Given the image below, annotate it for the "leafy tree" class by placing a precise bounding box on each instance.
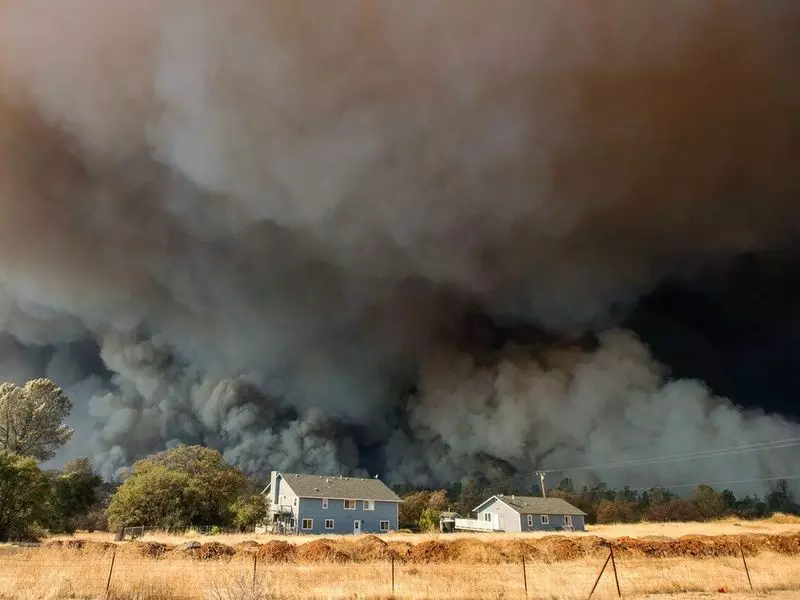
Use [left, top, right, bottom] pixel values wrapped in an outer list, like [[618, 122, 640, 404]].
[[646, 498, 702, 522], [47, 458, 103, 533], [458, 480, 482, 517], [692, 485, 727, 520], [596, 498, 638, 524], [766, 480, 797, 514], [0, 379, 73, 461], [0, 451, 52, 541], [106, 445, 249, 528], [418, 508, 439, 532], [230, 494, 267, 532], [428, 490, 449, 512], [399, 491, 431, 529]]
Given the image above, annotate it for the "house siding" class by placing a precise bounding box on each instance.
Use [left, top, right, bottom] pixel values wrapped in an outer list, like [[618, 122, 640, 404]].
[[475, 497, 522, 533], [520, 513, 586, 532], [298, 498, 399, 534]]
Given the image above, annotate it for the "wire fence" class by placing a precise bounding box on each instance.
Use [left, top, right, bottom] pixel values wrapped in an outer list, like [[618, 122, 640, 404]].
[[118, 525, 249, 540], [0, 541, 789, 599]]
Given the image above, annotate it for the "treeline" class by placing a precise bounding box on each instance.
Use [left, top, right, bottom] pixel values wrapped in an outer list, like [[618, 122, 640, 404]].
[[396, 478, 800, 531], [2, 377, 799, 539]]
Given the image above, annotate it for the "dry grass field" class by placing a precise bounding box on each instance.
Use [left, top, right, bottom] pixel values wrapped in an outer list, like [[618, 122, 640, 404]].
[[1, 517, 799, 600]]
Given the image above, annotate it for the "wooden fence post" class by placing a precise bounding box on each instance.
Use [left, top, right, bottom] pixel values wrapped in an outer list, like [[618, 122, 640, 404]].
[[587, 550, 612, 600], [522, 554, 528, 599], [105, 547, 117, 597], [609, 546, 621, 597], [740, 543, 753, 591], [252, 553, 258, 586]]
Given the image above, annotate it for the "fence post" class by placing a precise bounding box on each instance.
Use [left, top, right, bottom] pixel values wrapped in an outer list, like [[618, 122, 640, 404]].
[[522, 554, 528, 599], [609, 546, 621, 597], [252, 552, 258, 586], [391, 553, 395, 595], [105, 547, 117, 597], [740, 543, 753, 591], [587, 550, 612, 600]]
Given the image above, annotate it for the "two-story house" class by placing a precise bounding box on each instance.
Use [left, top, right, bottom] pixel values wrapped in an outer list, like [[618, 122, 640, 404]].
[[262, 471, 402, 535]]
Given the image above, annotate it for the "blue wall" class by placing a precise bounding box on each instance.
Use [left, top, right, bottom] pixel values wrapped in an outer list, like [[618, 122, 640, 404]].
[[298, 498, 399, 535], [520, 513, 585, 532]]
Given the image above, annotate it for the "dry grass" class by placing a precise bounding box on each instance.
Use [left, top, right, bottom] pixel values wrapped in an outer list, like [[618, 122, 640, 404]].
[[3, 520, 799, 600], [0, 545, 799, 600]]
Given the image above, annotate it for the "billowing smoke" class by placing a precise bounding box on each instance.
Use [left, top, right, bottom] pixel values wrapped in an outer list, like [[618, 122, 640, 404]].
[[0, 1, 799, 491]]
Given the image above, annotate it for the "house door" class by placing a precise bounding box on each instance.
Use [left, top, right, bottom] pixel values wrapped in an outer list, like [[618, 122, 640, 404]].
[[353, 520, 361, 534], [490, 513, 501, 530]]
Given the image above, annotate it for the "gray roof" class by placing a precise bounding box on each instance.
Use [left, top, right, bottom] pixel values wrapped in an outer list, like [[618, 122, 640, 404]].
[[440, 511, 461, 519], [479, 495, 587, 516], [279, 473, 402, 503]]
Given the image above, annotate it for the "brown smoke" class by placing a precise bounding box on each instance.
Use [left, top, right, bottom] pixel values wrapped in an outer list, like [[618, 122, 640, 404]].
[[0, 1, 798, 487]]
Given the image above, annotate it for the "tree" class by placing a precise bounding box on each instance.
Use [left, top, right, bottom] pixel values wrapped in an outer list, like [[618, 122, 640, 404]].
[[458, 480, 482, 517], [230, 494, 267, 532], [428, 490, 449, 512], [0, 379, 73, 461], [399, 491, 431, 529], [646, 499, 702, 522], [596, 498, 638, 524], [692, 485, 728, 520], [766, 480, 797, 514], [47, 458, 103, 533], [0, 451, 52, 541], [418, 508, 439, 532], [106, 445, 249, 528]]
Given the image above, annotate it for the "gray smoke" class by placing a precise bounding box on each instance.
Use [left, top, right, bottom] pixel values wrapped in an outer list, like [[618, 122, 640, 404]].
[[0, 1, 799, 490]]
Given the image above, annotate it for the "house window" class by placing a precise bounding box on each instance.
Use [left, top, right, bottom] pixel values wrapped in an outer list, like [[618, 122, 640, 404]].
[[527, 515, 533, 527], [484, 513, 492, 522], [322, 498, 329, 509], [380, 520, 390, 532], [293, 498, 297, 506], [325, 519, 334, 530], [564, 515, 572, 527], [302, 519, 313, 530], [363, 500, 375, 511], [541, 515, 550, 525], [289, 518, 295, 528], [344, 499, 356, 510]]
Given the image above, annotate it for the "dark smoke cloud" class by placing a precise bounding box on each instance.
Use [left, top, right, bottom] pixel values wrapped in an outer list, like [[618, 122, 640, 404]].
[[0, 1, 799, 490]]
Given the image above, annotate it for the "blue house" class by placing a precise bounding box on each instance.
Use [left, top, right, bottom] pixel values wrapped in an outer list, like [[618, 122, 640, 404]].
[[262, 471, 402, 535], [465, 495, 587, 532]]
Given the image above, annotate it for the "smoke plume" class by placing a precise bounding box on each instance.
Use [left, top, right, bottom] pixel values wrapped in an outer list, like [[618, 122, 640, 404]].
[[0, 1, 799, 491]]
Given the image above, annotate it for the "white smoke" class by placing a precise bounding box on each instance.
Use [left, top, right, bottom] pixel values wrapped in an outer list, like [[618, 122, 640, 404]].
[[0, 1, 798, 489]]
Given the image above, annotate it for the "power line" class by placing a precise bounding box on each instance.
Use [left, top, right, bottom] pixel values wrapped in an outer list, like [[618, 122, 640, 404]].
[[541, 437, 800, 474], [621, 474, 800, 492]]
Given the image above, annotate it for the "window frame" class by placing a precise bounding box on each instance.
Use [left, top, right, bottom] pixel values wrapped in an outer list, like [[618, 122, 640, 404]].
[[541, 515, 550, 525], [322, 498, 329, 509], [564, 515, 572, 527], [344, 499, 356, 510], [483, 513, 492, 522], [380, 520, 390, 532], [527, 515, 533, 527], [363, 500, 375, 511], [325, 519, 334, 530], [301, 518, 313, 531]]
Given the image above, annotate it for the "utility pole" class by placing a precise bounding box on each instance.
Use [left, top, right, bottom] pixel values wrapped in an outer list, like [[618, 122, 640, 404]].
[[536, 471, 547, 498]]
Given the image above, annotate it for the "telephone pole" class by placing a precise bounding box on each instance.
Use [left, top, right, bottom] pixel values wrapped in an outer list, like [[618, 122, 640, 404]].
[[536, 471, 547, 498]]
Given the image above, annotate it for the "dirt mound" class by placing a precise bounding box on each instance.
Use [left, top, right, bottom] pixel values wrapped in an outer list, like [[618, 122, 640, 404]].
[[296, 540, 350, 563], [539, 537, 585, 562], [44, 540, 116, 553], [410, 540, 451, 563], [257, 540, 297, 563], [350, 535, 396, 561], [197, 542, 236, 560], [387, 541, 413, 560], [236, 540, 261, 549], [449, 538, 506, 564], [120, 541, 169, 559]]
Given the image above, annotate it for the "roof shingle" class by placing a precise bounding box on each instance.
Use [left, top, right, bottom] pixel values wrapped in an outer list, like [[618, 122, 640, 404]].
[[481, 495, 586, 516], [279, 473, 402, 502]]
